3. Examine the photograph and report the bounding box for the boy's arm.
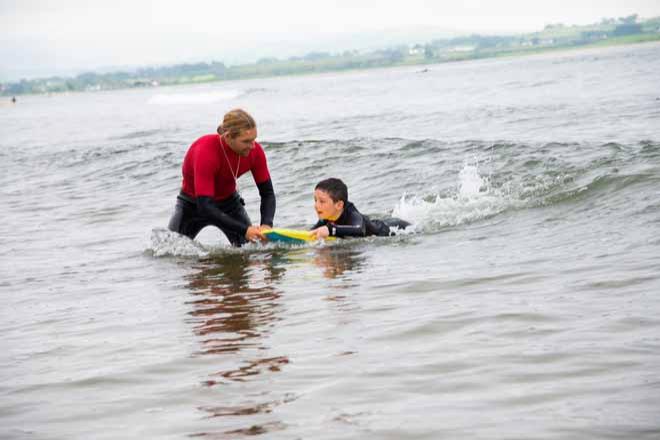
[311,219,326,230]
[310,219,331,239]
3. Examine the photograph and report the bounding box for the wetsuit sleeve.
[197,196,249,236]
[328,209,367,237]
[257,178,276,226]
[311,219,327,230]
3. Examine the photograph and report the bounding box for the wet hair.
[217,108,256,139]
[315,178,348,204]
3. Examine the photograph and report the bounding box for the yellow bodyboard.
[264,228,335,244]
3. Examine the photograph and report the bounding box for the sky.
[1,0,659,81]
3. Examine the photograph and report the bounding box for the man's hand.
[245,225,267,242]
[311,225,330,240]
[258,224,272,232]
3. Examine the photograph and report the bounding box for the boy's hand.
[245,225,266,242]
[311,226,330,240]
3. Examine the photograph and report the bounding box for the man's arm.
[257,178,276,227]
[197,196,249,236]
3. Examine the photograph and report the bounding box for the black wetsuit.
[311,201,410,238]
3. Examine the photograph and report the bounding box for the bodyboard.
[264,228,334,244]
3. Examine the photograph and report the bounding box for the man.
[168,109,275,246]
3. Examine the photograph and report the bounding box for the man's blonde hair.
[217,108,256,138]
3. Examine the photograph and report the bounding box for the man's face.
[227,128,257,157]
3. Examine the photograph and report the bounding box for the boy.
[311,178,410,239]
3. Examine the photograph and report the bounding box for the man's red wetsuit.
[181,134,270,200]
[168,134,276,246]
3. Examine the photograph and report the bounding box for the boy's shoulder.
[344,201,363,215]
[335,201,365,224]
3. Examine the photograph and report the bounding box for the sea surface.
[2,43,660,439]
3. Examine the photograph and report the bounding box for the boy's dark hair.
[315,178,348,203]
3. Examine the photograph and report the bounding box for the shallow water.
[2,43,660,439]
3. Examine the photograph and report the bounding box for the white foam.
[458,163,486,197]
[147,90,242,105]
[148,228,209,258]
[392,162,515,231]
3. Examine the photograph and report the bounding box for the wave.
[147,89,243,105]
[147,226,366,259]
[392,162,520,231]
[390,139,660,231]
[110,129,162,141]
[139,137,660,256]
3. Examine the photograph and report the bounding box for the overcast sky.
[1,0,659,80]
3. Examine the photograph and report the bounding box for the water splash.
[458,162,487,197]
[148,228,209,258]
[392,162,513,231]
[147,227,339,257]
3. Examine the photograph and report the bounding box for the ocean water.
[1,43,660,439]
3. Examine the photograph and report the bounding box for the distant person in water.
[310,178,410,239]
[168,108,275,246]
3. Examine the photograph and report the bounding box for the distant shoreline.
[2,19,659,97]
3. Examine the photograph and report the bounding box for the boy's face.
[314,189,344,220]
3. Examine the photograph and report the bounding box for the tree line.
[2,15,659,96]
